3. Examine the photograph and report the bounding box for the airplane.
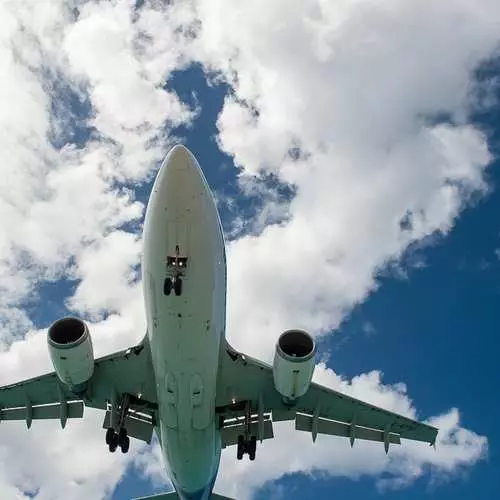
[0,145,438,500]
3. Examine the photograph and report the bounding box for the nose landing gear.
[164,245,187,296]
[163,276,183,296]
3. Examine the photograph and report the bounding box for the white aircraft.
[0,145,438,500]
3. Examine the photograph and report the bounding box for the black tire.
[163,277,172,296]
[174,277,183,296]
[120,435,130,454]
[108,433,119,453]
[236,435,244,460]
[105,428,115,445]
[249,436,257,461]
[118,427,128,443]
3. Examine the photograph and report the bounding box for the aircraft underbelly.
[142,146,226,495]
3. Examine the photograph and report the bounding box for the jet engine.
[273,329,316,402]
[47,317,94,394]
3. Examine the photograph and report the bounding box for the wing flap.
[272,408,296,422]
[0,373,76,409]
[0,401,84,422]
[295,413,401,445]
[301,382,437,444]
[133,494,178,500]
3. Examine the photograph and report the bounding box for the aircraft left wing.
[216,341,437,452]
[0,337,157,441]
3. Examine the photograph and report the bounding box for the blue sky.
[0,1,498,499]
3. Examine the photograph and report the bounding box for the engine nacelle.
[47,317,94,394]
[273,329,316,401]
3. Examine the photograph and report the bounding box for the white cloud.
[62,0,195,181]
[133,439,171,489]
[0,409,138,500]
[183,0,500,358]
[0,0,193,340]
[67,230,142,318]
[0,0,496,499]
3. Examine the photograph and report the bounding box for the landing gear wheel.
[117,428,130,453]
[105,427,114,445]
[163,277,173,296]
[174,277,183,296]
[248,436,257,461]
[236,435,244,460]
[108,433,119,453]
[118,427,128,444]
[120,435,130,454]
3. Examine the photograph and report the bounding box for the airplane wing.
[216,342,437,451]
[0,336,157,442]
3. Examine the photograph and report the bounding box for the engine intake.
[48,317,94,394]
[273,329,316,401]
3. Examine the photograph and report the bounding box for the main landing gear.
[236,401,257,461]
[105,394,131,454]
[237,435,257,461]
[164,245,187,297]
[106,426,130,453]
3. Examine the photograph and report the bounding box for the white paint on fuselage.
[142,145,226,497]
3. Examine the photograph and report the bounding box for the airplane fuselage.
[142,145,226,499]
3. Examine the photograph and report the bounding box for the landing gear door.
[166,221,190,260]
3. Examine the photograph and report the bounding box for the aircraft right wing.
[216,341,438,452]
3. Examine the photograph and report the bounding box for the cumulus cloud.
[0,0,496,499]
[178,0,500,357]
[63,0,194,180]
[0,0,192,340]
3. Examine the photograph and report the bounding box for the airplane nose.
[146,144,210,225]
[161,144,207,194]
[168,144,194,172]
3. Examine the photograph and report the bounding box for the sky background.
[0,1,499,499]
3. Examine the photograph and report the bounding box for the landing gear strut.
[236,401,257,461]
[164,245,187,296]
[106,394,131,454]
